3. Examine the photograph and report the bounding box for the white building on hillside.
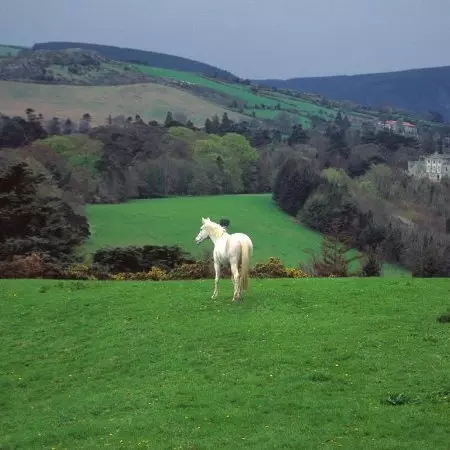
[408,152,450,181]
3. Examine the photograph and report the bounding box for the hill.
[254,65,450,122]
[32,41,237,80]
[1,277,449,448]
[2,44,436,131]
[3,42,448,127]
[0,44,26,58]
[84,193,408,276]
[0,80,245,127]
[131,64,343,128]
[0,44,383,129]
[0,48,152,85]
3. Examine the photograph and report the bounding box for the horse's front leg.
[212,259,220,299]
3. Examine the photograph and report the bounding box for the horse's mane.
[204,219,227,238]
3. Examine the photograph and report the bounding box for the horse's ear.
[206,217,210,222]
[201,217,206,224]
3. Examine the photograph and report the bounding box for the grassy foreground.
[85,194,408,276]
[1,277,449,449]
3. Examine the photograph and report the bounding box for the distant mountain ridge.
[254,65,450,121]
[32,41,237,80]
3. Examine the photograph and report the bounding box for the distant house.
[408,152,450,182]
[377,120,418,138]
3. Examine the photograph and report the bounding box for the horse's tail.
[240,239,251,291]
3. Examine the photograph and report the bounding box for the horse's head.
[195,217,212,245]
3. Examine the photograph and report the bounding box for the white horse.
[195,217,253,302]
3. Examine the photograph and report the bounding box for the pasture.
[0,80,244,126]
[132,64,341,127]
[84,194,409,276]
[0,45,25,57]
[1,277,449,449]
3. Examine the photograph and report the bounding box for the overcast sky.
[2,0,449,79]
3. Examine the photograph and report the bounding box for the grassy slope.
[133,65,342,127]
[0,45,25,57]
[0,80,246,126]
[84,194,408,276]
[1,277,449,449]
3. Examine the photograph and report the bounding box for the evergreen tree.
[204,118,213,134]
[164,111,174,127]
[211,114,221,134]
[62,118,73,135]
[220,112,233,133]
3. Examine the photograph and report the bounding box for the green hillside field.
[0,44,25,57]
[1,277,449,448]
[132,64,345,127]
[84,194,409,276]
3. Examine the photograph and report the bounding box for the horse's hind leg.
[230,261,240,302]
[212,259,220,299]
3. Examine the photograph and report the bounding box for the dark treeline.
[1,107,450,276]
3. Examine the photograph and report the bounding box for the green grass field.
[132,64,339,127]
[1,277,449,449]
[0,45,25,57]
[84,194,408,276]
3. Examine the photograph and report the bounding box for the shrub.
[148,266,169,281]
[302,227,362,277]
[0,253,64,279]
[250,257,309,279]
[108,267,169,281]
[168,260,214,280]
[359,249,382,277]
[437,312,450,324]
[92,245,195,273]
[285,267,310,278]
[251,257,288,278]
[64,262,110,280]
[219,218,230,228]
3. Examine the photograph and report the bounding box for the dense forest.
[1,106,450,277]
[255,66,450,122]
[32,42,237,80]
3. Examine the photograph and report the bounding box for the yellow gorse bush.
[60,257,310,281]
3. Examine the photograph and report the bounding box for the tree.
[273,111,294,134]
[0,158,89,261]
[79,113,92,134]
[211,114,221,134]
[287,124,309,146]
[220,112,233,134]
[164,111,174,127]
[360,247,382,277]
[302,221,361,277]
[204,118,213,134]
[62,118,74,135]
[47,117,61,135]
[273,157,320,216]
